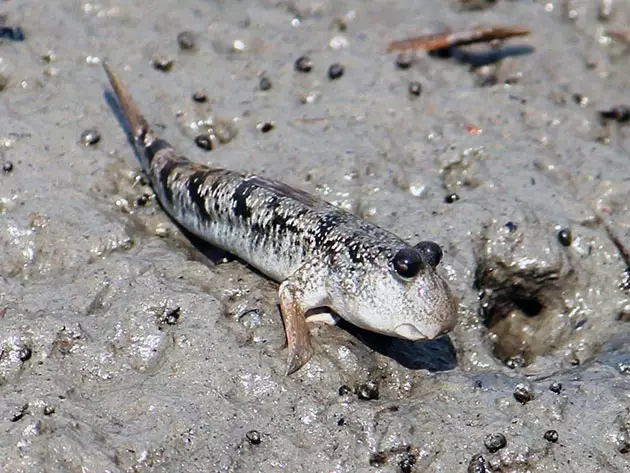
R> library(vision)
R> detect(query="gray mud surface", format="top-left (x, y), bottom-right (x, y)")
top-left (1, 1), bottom-right (630, 472)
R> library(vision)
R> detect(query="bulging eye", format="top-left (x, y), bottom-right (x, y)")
top-left (414, 241), bottom-right (443, 268)
top-left (393, 248), bottom-right (423, 278)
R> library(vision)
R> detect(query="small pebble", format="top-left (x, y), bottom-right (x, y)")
top-left (513, 383), bottom-right (534, 404)
top-left (328, 63), bottom-right (344, 80)
top-left (408, 81), bottom-right (422, 96)
top-left (395, 52), bottom-right (413, 69)
top-left (18, 347), bottom-right (32, 362)
top-left (177, 31), bottom-right (196, 51)
top-left (194, 134), bottom-right (214, 151)
top-left (505, 355), bottom-right (525, 369)
top-left (259, 76), bottom-right (272, 91)
top-left (80, 128), bottom-right (101, 146)
top-left (356, 380), bottom-right (379, 400)
top-left (257, 121), bottom-right (274, 133)
top-left (557, 228), bottom-right (572, 246)
top-left (43, 405), bottom-right (55, 416)
top-left (192, 91), bottom-right (208, 103)
top-left (484, 433), bottom-right (507, 453)
top-left (338, 384), bottom-right (353, 396)
top-left (152, 56), bottom-right (174, 72)
top-left (135, 194), bottom-right (150, 207)
top-left (549, 382), bottom-right (563, 394)
top-left (2, 161), bottom-right (14, 173)
top-left (246, 430), bottom-right (261, 445)
top-left (294, 56), bottom-right (313, 73)
top-left (544, 429), bottom-right (559, 443)
top-left (467, 454), bottom-right (487, 473)
top-left (399, 453), bottom-right (417, 473)
top-left (445, 193), bottom-right (460, 204)
top-left (337, 417), bottom-right (345, 426)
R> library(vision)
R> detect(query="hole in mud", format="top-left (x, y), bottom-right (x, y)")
top-left (512, 295), bottom-right (543, 317)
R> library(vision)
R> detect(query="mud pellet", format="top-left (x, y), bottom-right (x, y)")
top-left (259, 76), bottom-right (272, 91)
top-left (399, 453), bottom-right (417, 473)
top-left (408, 80), bottom-right (422, 96)
top-left (544, 429), bottom-right (559, 442)
top-left (445, 193), bottom-right (460, 204)
top-left (257, 121), bottom-right (274, 133)
top-left (194, 134), bottom-right (214, 151)
top-left (80, 128), bottom-right (101, 146)
top-left (484, 433), bottom-right (507, 453)
top-left (557, 228), bottom-right (572, 246)
top-left (18, 347), bottom-right (32, 362)
top-left (10, 404), bottom-right (27, 422)
top-left (328, 63), bottom-right (344, 80)
top-left (295, 56), bottom-right (313, 73)
top-left (467, 454), bottom-right (488, 473)
top-left (136, 194), bottom-right (150, 207)
top-left (192, 91), bottom-right (208, 103)
top-left (514, 383), bottom-right (534, 404)
top-left (246, 430), bottom-right (261, 445)
top-left (177, 31), bottom-right (196, 50)
top-left (338, 384), bottom-right (353, 395)
top-left (357, 380), bottom-right (379, 400)
top-left (2, 161), bottom-right (14, 173)
top-left (395, 52), bottom-right (413, 69)
top-left (43, 405), bottom-right (55, 416)
top-left (152, 55), bottom-right (174, 72)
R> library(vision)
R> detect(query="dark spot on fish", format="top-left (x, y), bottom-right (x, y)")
top-left (314, 213), bottom-right (342, 247)
top-left (157, 160), bottom-right (177, 204)
top-left (232, 179), bottom-right (255, 220)
top-left (146, 138), bottom-right (172, 164)
top-left (187, 172), bottom-right (210, 219)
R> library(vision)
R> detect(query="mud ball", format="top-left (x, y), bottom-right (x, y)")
top-left (2, 161), bottom-right (13, 173)
top-left (557, 228), bottom-right (572, 246)
top-left (445, 193), bottom-right (460, 204)
top-left (257, 121), bottom-right (275, 133)
top-left (549, 382), bottom-right (563, 394)
top-left (356, 380), bottom-right (379, 400)
top-left (544, 429), bottom-right (559, 443)
top-left (408, 81), bottom-right (422, 97)
top-left (294, 56), bottom-right (313, 73)
top-left (328, 63), bottom-right (344, 80)
top-left (484, 433), bottom-right (507, 453)
top-left (194, 134), bottom-right (214, 151)
top-left (177, 31), bottom-right (196, 51)
top-left (338, 384), bottom-right (353, 396)
top-left (192, 91), bottom-right (208, 103)
top-left (80, 128), bottom-right (101, 146)
top-left (18, 347), bottom-right (32, 362)
top-left (395, 52), bottom-right (413, 69)
top-left (246, 430), bottom-right (261, 445)
top-left (513, 383), bottom-right (534, 404)
top-left (259, 76), bottom-right (272, 91)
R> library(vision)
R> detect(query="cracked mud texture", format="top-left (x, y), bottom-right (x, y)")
top-left (1, 0), bottom-right (629, 472)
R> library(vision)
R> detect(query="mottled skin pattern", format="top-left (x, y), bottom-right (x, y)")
top-left (103, 63), bottom-right (458, 375)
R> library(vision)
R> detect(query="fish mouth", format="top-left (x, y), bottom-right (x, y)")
top-left (394, 323), bottom-right (427, 341)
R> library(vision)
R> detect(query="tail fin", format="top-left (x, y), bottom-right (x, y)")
top-left (103, 62), bottom-right (156, 173)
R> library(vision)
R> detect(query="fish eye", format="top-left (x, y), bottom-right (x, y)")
top-left (414, 241), bottom-right (443, 268)
top-left (392, 248), bottom-right (423, 278)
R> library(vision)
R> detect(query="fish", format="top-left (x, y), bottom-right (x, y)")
top-left (103, 63), bottom-right (458, 375)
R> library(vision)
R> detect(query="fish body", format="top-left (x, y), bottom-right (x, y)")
top-left (103, 63), bottom-right (458, 374)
